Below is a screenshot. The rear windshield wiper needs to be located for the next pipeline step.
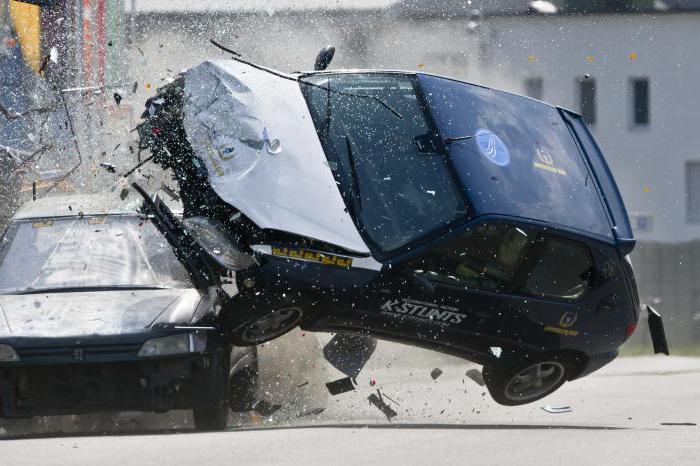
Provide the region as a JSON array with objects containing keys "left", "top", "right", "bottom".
[{"left": 8, "top": 285, "right": 172, "bottom": 295}]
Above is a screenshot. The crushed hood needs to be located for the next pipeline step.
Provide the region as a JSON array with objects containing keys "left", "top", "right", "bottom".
[
  {"left": 0, "top": 289, "right": 201, "bottom": 337},
  {"left": 183, "top": 60, "right": 369, "bottom": 254}
]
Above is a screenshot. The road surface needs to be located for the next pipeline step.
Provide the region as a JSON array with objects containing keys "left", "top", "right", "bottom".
[{"left": 1, "top": 331, "right": 697, "bottom": 465}]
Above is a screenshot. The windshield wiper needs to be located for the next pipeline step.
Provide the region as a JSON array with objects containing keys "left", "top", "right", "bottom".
[
  {"left": 8, "top": 285, "right": 172, "bottom": 295},
  {"left": 344, "top": 135, "right": 363, "bottom": 214}
]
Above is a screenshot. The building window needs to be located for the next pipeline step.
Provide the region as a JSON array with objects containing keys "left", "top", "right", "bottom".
[
  {"left": 686, "top": 161, "right": 700, "bottom": 223},
  {"left": 578, "top": 77, "right": 596, "bottom": 125},
  {"left": 524, "top": 77, "right": 543, "bottom": 100},
  {"left": 631, "top": 78, "right": 650, "bottom": 126},
  {"left": 633, "top": 213, "right": 653, "bottom": 232}
]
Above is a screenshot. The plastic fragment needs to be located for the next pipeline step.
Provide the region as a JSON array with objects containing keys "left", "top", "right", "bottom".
[
  {"left": 367, "top": 393, "right": 397, "bottom": 421},
  {"left": 325, "top": 376, "right": 356, "bottom": 395},
  {"left": 465, "top": 368, "right": 485, "bottom": 386},
  {"left": 323, "top": 333, "right": 376, "bottom": 378},
  {"left": 100, "top": 162, "right": 116, "bottom": 173},
  {"left": 252, "top": 399, "right": 282, "bottom": 417},
  {"left": 541, "top": 405, "right": 572, "bottom": 414},
  {"left": 161, "top": 184, "right": 180, "bottom": 201},
  {"left": 430, "top": 368, "right": 443, "bottom": 380},
  {"left": 297, "top": 408, "right": 325, "bottom": 417}
]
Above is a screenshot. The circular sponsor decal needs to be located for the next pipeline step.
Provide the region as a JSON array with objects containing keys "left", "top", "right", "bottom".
[{"left": 474, "top": 129, "right": 510, "bottom": 166}]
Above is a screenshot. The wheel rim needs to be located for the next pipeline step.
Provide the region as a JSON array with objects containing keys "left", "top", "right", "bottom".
[
  {"left": 504, "top": 361, "right": 565, "bottom": 402},
  {"left": 241, "top": 307, "right": 302, "bottom": 343}
]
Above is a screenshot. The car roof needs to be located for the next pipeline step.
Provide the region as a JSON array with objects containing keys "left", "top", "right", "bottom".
[{"left": 12, "top": 191, "right": 183, "bottom": 221}]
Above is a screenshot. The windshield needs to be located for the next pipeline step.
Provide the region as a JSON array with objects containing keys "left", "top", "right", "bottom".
[
  {"left": 0, "top": 216, "right": 191, "bottom": 294},
  {"left": 301, "top": 73, "right": 468, "bottom": 252}
]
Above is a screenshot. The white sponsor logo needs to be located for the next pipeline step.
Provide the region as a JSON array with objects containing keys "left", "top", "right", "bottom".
[{"left": 380, "top": 298, "right": 466, "bottom": 326}]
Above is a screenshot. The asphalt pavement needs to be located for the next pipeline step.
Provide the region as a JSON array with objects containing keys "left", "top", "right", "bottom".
[{"left": 1, "top": 331, "right": 698, "bottom": 465}]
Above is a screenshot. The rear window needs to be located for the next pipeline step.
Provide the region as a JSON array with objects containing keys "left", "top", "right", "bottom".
[
  {"left": 418, "top": 74, "right": 612, "bottom": 239},
  {"left": 522, "top": 237, "right": 594, "bottom": 301}
]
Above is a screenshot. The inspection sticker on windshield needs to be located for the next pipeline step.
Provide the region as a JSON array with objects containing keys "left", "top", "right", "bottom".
[{"left": 475, "top": 129, "right": 510, "bottom": 166}]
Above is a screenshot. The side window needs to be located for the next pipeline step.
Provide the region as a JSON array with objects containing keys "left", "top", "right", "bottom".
[
  {"left": 410, "top": 223, "right": 536, "bottom": 293},
  {"left": 520, "top": 237, "right": 594, "bottom": 301},
  {"left": 409, "top": 223, "right": 594, "bottom": 302}
]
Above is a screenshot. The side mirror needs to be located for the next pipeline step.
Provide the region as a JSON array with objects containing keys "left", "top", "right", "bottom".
[
  {"left": 314, "top": 45, "right": 336, "bottom": 71},
  {"left": 182, "top": 216, "right": 256, "bottom": 271}
]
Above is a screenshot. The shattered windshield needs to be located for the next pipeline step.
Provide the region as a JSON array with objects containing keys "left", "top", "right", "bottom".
[
  {"left": 301, "top": 73, "right": 468, "bottom": 252},
  {"left": 0, "top": 216, "right": 191, "bottom": 294}
]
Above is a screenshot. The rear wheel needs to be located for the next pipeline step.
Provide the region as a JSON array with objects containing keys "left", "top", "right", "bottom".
[
  {"left": 483, "top": 355, "right": 571, "bottom": 406},
  {"left": 228, "top": 346, "right": 259, "bottom": 412}
]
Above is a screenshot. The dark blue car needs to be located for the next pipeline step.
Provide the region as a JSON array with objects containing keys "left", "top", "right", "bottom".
[{"left": 138, "top": 60, "right": 668, "bottom": 405}]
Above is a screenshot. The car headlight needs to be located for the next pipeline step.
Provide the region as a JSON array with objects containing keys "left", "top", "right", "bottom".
[
  {"left": 0, "top": 344, "right": 19, "bottom": 362},
  {"left": 138, "top": 333, "right": 207, "bottom": 358}
]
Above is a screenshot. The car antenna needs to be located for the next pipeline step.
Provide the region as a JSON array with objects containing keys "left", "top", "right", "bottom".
[{"left": 314, "top": 45, "right": 336, "bottom": 71}]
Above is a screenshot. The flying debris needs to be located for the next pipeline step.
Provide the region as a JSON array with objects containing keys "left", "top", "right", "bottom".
[
  {"left": 325, "top": 377, "right": 357, "bottom": 395},
  {"left": 367, "top": 392, "right": 398, "bottom": 421}
]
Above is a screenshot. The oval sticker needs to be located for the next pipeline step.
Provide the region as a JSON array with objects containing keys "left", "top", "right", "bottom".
[{"left": 474, "top": 129, "right": 510, "bottom": 166}]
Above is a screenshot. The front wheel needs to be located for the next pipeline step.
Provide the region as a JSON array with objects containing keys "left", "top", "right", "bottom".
[
  {"left": 193, "top": 399, "right": 229, "bottom": 431},
  {"left": 483, "top": 355, "right": 572, "bottom": 406},
  {"left": 192, "top": 345, "right": 231, "bottom": 431},
  {"left": 231, "top": 307, "right": 303, "bottom": 346}
]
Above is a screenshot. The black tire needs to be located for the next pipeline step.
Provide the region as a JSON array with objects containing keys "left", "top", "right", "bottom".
[
  {"left": 192, "top": 344, "right": 231, "bottom": 431},
  {"left": 230, "top": 307, "right": 303, "bottom": 346},
  {"left": 193, "top": 400, "right": 229, "bottom": 431},
  {"left": 228, "top": 346, "right": 259, "bottom": 412},
  {"left": 483, "top": 354, "right": 572, "bottom": 406}
]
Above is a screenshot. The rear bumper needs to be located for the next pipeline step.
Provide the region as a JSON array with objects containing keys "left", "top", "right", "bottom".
[{"left": 0, "top": 356, "right": 209, "bottom": 418}]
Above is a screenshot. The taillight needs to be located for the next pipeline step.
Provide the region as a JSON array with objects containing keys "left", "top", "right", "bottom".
[{"left": 625, "top": 322, "right": 637, "bottom": 338}]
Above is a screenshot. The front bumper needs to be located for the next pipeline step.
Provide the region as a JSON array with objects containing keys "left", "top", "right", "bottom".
[{"left": 0, "top": 356, "right": 205, "bottom": 418}]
